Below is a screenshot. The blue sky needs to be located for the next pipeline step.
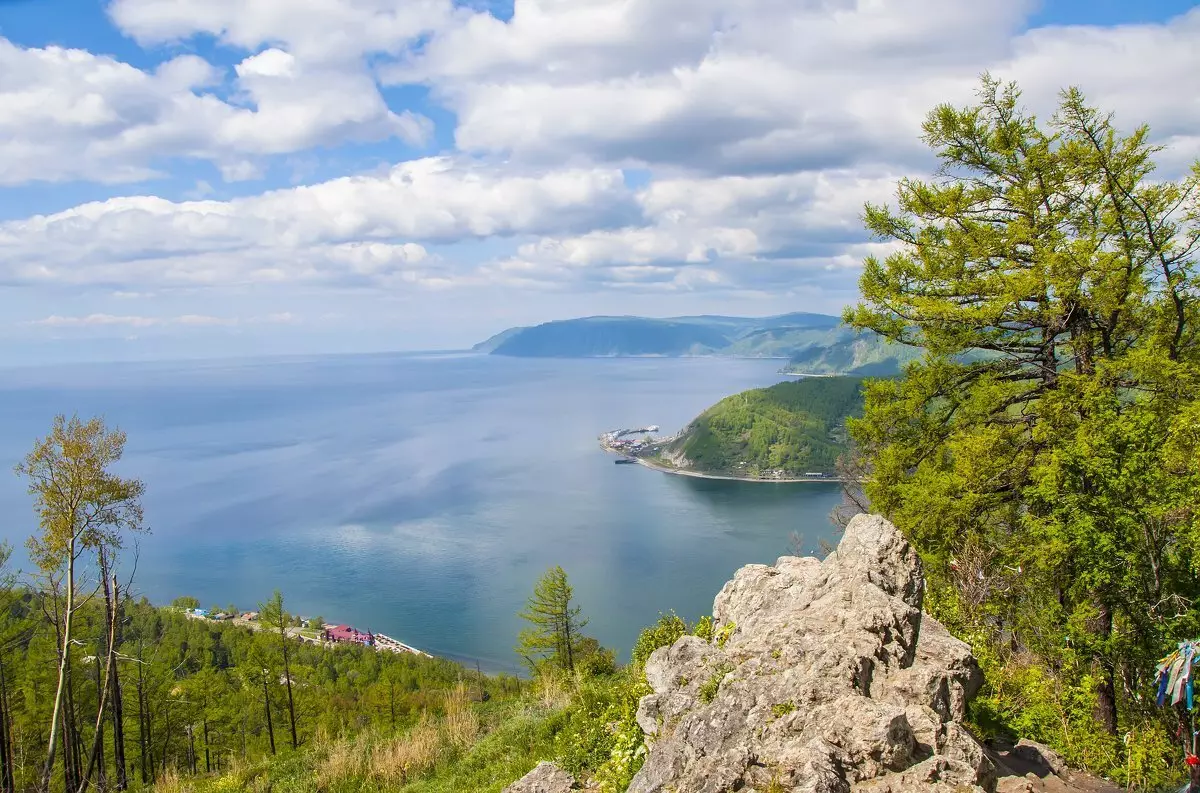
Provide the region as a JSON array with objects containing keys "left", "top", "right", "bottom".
[{"left": 0, "top": 0, "right": 1197, "bottom": 364}]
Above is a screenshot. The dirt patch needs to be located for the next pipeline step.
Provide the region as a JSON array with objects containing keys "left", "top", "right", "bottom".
[{"left": 989, "top": 741, "right": 1122, "bottom": 793}]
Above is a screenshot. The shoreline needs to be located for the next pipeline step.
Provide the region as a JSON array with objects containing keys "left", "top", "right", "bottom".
[{"left": 634, "top": 456, "right": 845, "bottom": 484}]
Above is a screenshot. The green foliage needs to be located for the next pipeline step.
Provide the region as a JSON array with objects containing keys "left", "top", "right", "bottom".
[
  {"left": 691, "top": 616, "right": 714, "bottom": 643},
  {"left": 172, "top": 596, "right": 200, "bottom": 611},
  {"left": 846, "top": 75, "right": 1200, "bottom": 781},
  {"left": 0, "top": 589, "right": 480, "bottom": 791},
  {"left": 630, "top": 612, "right": 688, "bottom": 669},
  {"left": 667, "top": 376, "right": 866, "bottom": 476},
  {"left": 574, "top": 637, "right": 617, "bottom": 678},
  {"left": 715, "top": 622, "right": 736, "bottom": 649},
  {"left": 516, "top": 566, "right": 593, "bottom": 674},
  {"left": 770, "top": 701, "right": 795, "bottom": 718},
  {"left": 698, "top": 662, "right": 733, "bottom": 705},
  {"left": 552, "top": 669, "right": 649, "bottom": 792}
]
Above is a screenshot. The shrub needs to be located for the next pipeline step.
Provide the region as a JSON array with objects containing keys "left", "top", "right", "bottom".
[{"left": 632, "top": 612, "right": 688, "bottom": 669}]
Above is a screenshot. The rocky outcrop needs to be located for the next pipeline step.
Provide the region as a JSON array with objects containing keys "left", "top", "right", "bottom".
[
  {"left": 501, "top": 513, "right": 1107, "bottom": 793},
  {"left": 503, "top": 761, "right": 578, "bottom": 793},
  {"left": 628, "top": 513, "right": 992, "bottom": 793}
]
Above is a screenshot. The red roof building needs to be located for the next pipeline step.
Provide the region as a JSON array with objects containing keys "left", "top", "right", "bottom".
[{"left": 324, "top": 624, "right": 374, "bottom": 646}]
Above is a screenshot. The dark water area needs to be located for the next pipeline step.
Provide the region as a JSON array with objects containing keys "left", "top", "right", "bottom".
[{"left": 0, "top": 353, "right": 844, "bottom": 674}]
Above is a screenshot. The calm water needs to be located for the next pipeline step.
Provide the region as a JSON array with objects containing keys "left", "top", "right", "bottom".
[{"left": 0, "top": 353, "right": 843, "bottom": 673}]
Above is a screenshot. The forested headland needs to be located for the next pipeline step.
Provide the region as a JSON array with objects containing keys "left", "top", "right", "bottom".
[{"left": 656, "top": 375, "right": 865, "bottom": 478}]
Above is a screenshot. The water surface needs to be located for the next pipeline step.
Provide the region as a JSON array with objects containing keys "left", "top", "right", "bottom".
[{"left": 0, "top": 353, "right": 844, "bottom": 672}]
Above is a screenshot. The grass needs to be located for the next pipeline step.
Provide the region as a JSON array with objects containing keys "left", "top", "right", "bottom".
[
  {"left": 148, "top": 682, "right": 570, "bottom": 793},
  {"left": 698, "top": 662, "right": 734, "bottom": 705}
]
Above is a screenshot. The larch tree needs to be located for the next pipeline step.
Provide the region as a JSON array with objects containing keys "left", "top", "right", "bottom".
[
  {"left": 516, "top": 566, "right": 588, "bottom": 673},
  {"left": 258, "top": 591, "right": 298, "bottom": 750},
  {"left": 845, "top": 76, "right": 1200, "bottom": 747},
  {"left": 16, "top": 415, "right": 145, "bottom": 793}
]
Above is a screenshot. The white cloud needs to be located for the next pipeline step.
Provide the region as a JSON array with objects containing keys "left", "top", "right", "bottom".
[
  {"left": 5, "top": 0, "right": 1200, "bottom": 344},
  {"left": 108, "top": 0, "right": 453, "bottom": 64},
  {"left": 0, "top": 157, "right": 632, "bottom": 288},
  {"left": 481, "top": 168, "right": 908, "bottom": 291},
  {"left": 0, "top": 36, "right": 432, "bottom": 186},
  {"left": 385, "top": 0, "right": 1034, "bottom": 174},
  {"left": 384, "top": 0, "right": 1200, "bottom": 182}
]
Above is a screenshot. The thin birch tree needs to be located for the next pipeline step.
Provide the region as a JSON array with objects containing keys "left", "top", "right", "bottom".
[{"left": 16, "top": 415, "right": 145, "bottom": 792}]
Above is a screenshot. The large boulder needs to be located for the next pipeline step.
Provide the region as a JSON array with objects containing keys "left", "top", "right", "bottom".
[
  {"left": 503, "top": 761, "right": 578, "bottom": 793},
  {"left": 628, "top": 513, "right": 995, "bottom": 793}
]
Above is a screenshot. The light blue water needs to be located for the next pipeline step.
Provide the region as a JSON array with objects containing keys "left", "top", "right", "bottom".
[{"left": 0, "top": 353, "right": 843, "bottom": 673}]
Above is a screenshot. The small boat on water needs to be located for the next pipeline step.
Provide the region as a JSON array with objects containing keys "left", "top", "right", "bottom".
[{"left": 615, "top": 456, "right": 639, "bottom": 465}]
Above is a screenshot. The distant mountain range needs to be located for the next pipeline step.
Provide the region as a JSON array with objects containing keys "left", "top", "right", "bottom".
[{"left": 474, "top": 314, "right": 918, "bottom": 376}]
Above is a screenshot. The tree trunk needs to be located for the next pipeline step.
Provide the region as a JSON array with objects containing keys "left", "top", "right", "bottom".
[
  {"left": 136, "top": 659, "right": 149, "bottom": 785},
  {"left": 563, "top": 614, "right": 574, "bottom": 673},
  {"left": 0, "top": 656, "right": 14, "bottom": 793},
  {"left": 109, "top": 580, "right": 128, "bottom": 790},
  {"left": 64, "top": 671, "right": 81, "bottom": 793},
  {"left": 90, "top": 653, "right": 106, "bottom": 791},
  {"left": 1094, "top": 602, "right": 1119, "bottom": 736},
  {"left": 279, "top": 624, "right": 298, "bottom": 749},
  {"left": 203, "top": 717, "right": 211, "bottom": 774},
  {"left": 41, "top": 544, "right": 77, "bottom": 793},
  {"left": 76, "top": 567, "right": 124, "bottom": 793},
  {"left": 159, "top": 705, "right": 173, "bottom": 776},
  {"left": 262, "top": 673, "right": 276, "bottom": 755}
]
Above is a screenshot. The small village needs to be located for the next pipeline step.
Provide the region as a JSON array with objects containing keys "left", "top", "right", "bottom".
[
  {"left": 598, "top": 425, "right": 666, "bottom": 457},
  {"left": 182, "top": 606, "right": 432, "bottom": 658}
]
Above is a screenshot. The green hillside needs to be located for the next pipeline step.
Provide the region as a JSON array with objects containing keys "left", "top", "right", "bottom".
[{"left": 660, "top": 376, "right": 866, "bottom": 477}]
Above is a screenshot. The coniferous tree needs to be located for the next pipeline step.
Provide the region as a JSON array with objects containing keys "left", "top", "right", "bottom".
[
  {"left": 516, "top": 566, "right": 588, "bottom": 673},
  {"left": 258, "top": 591, "right": 298, "bottom": 750},
  {"left": 846, "top": 76, "right": 1200, "bottom": 739}
]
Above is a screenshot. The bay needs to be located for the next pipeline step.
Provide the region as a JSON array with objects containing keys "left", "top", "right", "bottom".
[{"left": 0, "top": 353, "right": 844, "bottom": 673}]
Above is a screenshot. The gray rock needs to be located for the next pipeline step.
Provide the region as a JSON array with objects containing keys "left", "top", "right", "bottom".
[
  {"left": 1013, "top": 739, "right": 1068, "bottom": 778},
  {"left": 627, "top": 514, "right": 994, "bottom": 793},
  {"left": 503, "top": 761, "right": 577, "bottom": 793}
]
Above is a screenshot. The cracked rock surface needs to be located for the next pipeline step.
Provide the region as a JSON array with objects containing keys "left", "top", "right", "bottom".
[
  {"left": 628, "top": 513, "right": 990, "bottom": 793},
  {"left": 504, "top": 514, "right": 1117, "bottom": 793}
]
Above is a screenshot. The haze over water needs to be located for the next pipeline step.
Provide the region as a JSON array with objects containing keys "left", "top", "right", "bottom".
[{"left": 0, "top": 353, "right": 843, "bottom": 673}]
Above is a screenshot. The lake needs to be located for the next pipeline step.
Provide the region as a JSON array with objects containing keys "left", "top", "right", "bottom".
[{"left": 0, "top": 353, "right": 844, "bottom": 673}]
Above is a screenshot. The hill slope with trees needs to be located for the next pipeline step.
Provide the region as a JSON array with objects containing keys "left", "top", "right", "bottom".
[{"left": 657, "top": 376, "right": 866, "bottom": 477}]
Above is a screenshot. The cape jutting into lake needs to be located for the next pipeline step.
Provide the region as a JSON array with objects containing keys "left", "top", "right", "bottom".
[{"left": 0, "top": 353, "right": 844, "bottom": 673}]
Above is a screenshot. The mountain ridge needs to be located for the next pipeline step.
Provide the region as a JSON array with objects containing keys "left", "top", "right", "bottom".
[{"left": 474, "top": 314, "right": 916, "bottom": 375}]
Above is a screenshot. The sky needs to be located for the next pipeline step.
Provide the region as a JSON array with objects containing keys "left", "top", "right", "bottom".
[{"left": 0, "top": 0, "right": 1198, "bottom": 364}]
